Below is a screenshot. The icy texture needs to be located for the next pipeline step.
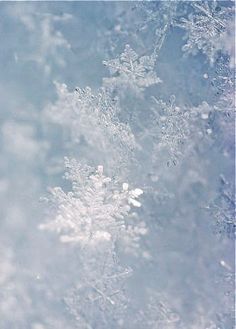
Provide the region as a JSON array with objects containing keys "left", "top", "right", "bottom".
[{"left": 0, "top": 1, "right": 234, "bottom": 328}]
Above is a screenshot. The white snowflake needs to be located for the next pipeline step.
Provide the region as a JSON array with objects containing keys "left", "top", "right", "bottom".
[
  {"left": 135, "top": 293, "right": 181, "bottom": 329},
  {"left": 39, "top": 158, "right": 143, "bottom": 248},
  {"left": 177, "top": 1, "right": 233, "bottom": 64},
  {"left": 64, "top": 248, "right": 132, "bottom": 328},
  {"left": 44, "top": 82, "right": 136, "bottom": 172},
  {"left": 205, "top": 175, "right": 235, "bottom": 240},
  {"left": 149, "top": 96, "right": 191, "bottom": 166},
  {"left": 103, "top": 44, "right": 161, "bottom": 95}
]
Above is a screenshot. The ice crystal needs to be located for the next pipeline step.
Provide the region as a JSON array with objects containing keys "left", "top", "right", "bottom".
[
  {"left": 215, "top": 17, "right": 235, "bottom": 68},
  {"left": 103, "top": 44, "right": 161, "bottom": 95},
  {"left": 178, "top": 1, "right": 234, "bottom": 64},
  {"left": 211, "top": 55, "right": 234, "bottom": 101},
  {"left": 119, "top": 214, "right": 149, "bottom": 258},
  {"left": 135, "top": 293, "right": 180, "bottom": 329},
  {"left": 136, "top": 1, "right": 177, "bottom": 34},
  {"left": 150, "top": 96, "right": 191, "bottom": 166},
  {"left": 206, "top": 175, "right": 235, "bottom": 239},
  {"left": 44, "top": 82, "right": 136, "bottom": 171},
  {"left": 134, "top": 1, "right": 178, "bottom": 55},
  {"left": 102, "top": 2, "right": 175, "bottom": 63},
  {"left": 65, "top": 253, "right": 132, "bottom": 328},
  {"left": 39, "top": 158, "right": 143, "bottom": 247}
]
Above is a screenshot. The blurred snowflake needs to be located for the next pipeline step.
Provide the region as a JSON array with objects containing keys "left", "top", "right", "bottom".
[
  {"left": 135, "top": 293, "right": 181, "bottom": 329},
  {"left": 118, "top": 212, "right": 149, "bottom": 259},
  {"left": 206, "top": 175, "right": 235, "bottom": 239},
  {"left": 44, "top": 82, "right": 136, "bottom": 171},
  {"left": 150, "top": 95, "right": 191, "bottom": 166},
  {"left": 64, "top": 252, "right": 132, "bottom": 328},
  {"left": 177, "top": 1, "right": 234, "bottom": 64},
  {"left": 103, "top": 44, "right": 161, "bottom": 95},
  {"left": 215, "top": 260, "right": 235, "bottom": 328}
]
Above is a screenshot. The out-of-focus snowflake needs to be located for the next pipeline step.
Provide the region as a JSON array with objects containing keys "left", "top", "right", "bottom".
[
  {"left": 103, "top": 44, "right": 161, "bottom": 95},
  {"left": 191, "top": 97, "right": 233, "bottom": 140},
  {"left": 150, "top": 95, "right": 191, "bottom": 166},
  {"left": 12, "top": 10, "right": 72, "bottom": 75},
  {"left": 133, "top": 1, "right": 179, "bottom": 54},
  {"left": 214, "top": 260, "right": 235, "bottom": 328},
  {"left": 39, "top": 158, "right": 143, "bottom": 247},
  {"left": 44, "top": 82, "right": 136, "bottom": 171},
  {"left": 177, "top": 1, "right": 234, "bottom": 64},
  {"left": 205, "top": 175, "right": 235, "bottom": 239},
  {"left": 101, "top": 1, "right": 176, "bottom": 63},
  {"left": 64, "top": 252, "right": 132, "bottom": 328},
  {"left": 135, "top": 1, "right": 178, "bottom": 34},
  {"left": 208, "top": 55, "right": 235, "bottom": 155},
  {"left": 215, "top": 17, "right": 235, "bottom": 68},
  {"left": 135, "top": 293, "right": 181, "bottom": 329},
  {"left": 1, "top": 121, "right": 48, "bottom": 163},
  {"left": 190, "top": 101, "right": 215, "bottom": 142},
  {"left": 146, "top": 95, "right": 232, "bottom": 168},
  {"left": 0, "top": 245, "right": 32, "bottom": 328},
  {"left": 118, "top": 213, "right": 149, "bottom": 259},
  {"left": 211, "top": 55, "right": 234, "bottom": 103},
  {"left": 190, "top": 78, "right": 234, "bottom": 156}
]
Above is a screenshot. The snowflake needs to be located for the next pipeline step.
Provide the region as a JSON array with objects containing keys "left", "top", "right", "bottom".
[
  {"left": 190, "top": 101, "right": 215, "bottom": 141},
  {"left": 150, "top": 96, "right": 191, "bottom": 166},
  {"left": 130, "top": 1, "right": 178, "bottom": 60},
  {"left": 211, "top": 55, "right": 234, "bottom": 104},
  {"left": 64, "top": 252, "right": 132, "bottom": 328},
  {"left": 17, "top": 12, "right": 72, "bottom": 75},
  {"left": 135, "top": 293, "right": 181, "bottom": 329},
  {"left": 118, "top": 213, "right": 149, "bottom": 259},
  {"left": 215, "top": 17, "right": 235, "bottom": 68},
  {"left": 216, "top": 260, "right": 235, "bottom": 325},
  {"left": 205, "top": 175, "right": 235, "bottom": 239},
  {"left": 135, "top": 1, "right": 177, "bottom": 33},
  {"left": 177, "top": 1, "right": 234, "bottom": 64},
  {"left": 44, "top": 82, "right": 136, "bottom": 171},
  {"left": 146, "top": 96, "right": 228, "bottom": 167},
  {"left": 102, "top": 2, "right": 176, "bottom": 67},
  {"left": 39, "top": 158, "right": 143, "bottom": 247},
  {"left": 103, "top": 44, "right": 161, "bottom": 95}
]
